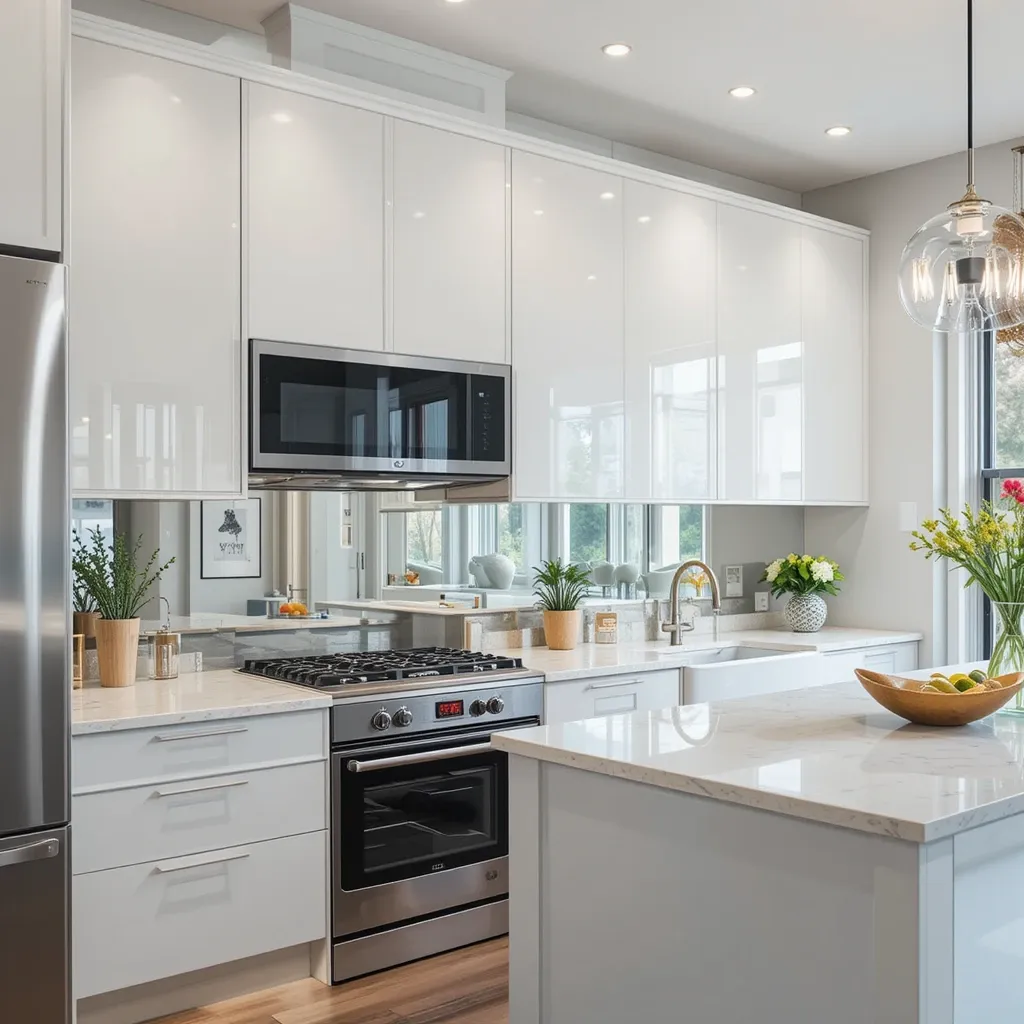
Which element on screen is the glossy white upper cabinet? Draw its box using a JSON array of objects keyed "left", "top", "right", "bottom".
[
  {"left": 802, "top": 226, "right": 867, "bottom": 503},
  {"left": 624, "top": 182, "right": 717, "bottom": 502},
  {"left": 247, "top": 84, "right": 384, "bottom": 351},
  {"left": 717, "top": 206, "right": 803, "bottom": 502},
  {"left": 0, "top": 0, "right": 63, "bottom": 253},
  {"left": 392, "top": 120, "right": 507, "bottom": 363},
  {"left": 511, "top": 152, "right": 624, "bottom": 500},
  {"left": 71, "top": 38, "right": 242, "bottom": 496}
]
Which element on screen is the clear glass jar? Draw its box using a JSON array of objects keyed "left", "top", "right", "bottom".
[{"left": 147, "top": 630, "right": 180, "bottom": 680}]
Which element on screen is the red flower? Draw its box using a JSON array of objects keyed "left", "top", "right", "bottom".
[{"left": 1001, "top": 479, "right": 1024, "bottom": 505}]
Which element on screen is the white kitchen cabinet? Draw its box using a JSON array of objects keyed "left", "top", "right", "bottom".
[
  {"left": 512, "top": 151, "right": 624, "bottom": 500},
  {"left": 70, "top": 38, "right": 242, "bottom": 496},
  {"left": 624, "top": 181, "right": 717, "bottom": 501},
  {"left": 717, "top": 206, "right": 803, "bottom": 502},
  {"left": 393, "top": 120, "right": 507, "bottom": 363},
  {"left": 247, "top": 83, "right": 384, "bottom": 351},
  {"left": 545, "top": 669, "right": 679, "bottom": 725},
  {"left": 0, "top": 0, "right": 63, "bottom": 253},
  {"left": 823, "top": 642, "right": 919, "bottom": 684},
  {"left": 802, "top": 226, "right": 867, "bottom": 503}
]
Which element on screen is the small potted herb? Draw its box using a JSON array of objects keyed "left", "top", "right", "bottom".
[
  {"left": 72, "top": 528, "right": 175, "bottom": 687},
  {"left": 533, "top": 559, "right": 591, "bottom": 651}
]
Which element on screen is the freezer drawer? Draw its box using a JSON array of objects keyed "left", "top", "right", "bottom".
[{"left": 0, "top": 826, "right": 70, "bottom": 1023}]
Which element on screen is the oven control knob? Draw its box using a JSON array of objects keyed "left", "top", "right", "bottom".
[
  {"left": 371, "top": 708, "right": 392, "bottom": 732},
  {"left": 394, "top": 706, "right": 413, "bottom": 727},
  {"left": 469, "top": 699, "right": 488, "bottom": 717},
  {"left": 487, "top": 696, "right": 505, "bottom": 715}
]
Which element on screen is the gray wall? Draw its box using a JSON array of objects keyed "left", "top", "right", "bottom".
[{"left": 799, "top": 135, "right": 1024, "bottom": 663}]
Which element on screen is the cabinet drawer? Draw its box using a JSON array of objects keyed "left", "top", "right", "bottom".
[
  {"left": 72, "top": 760, "right": 327, "bottom": 875},
  {"left": 545, "top": 669, "right": 680, "bottom": 725},
  {"left": 73, "top": 711, "right": 326, "bottom": 793},
  {"left": 73, "top": 830, "right": 327, "bottom": 998},
  {"left": 823, "top": 643, "right": 919, "bottom": 684}
]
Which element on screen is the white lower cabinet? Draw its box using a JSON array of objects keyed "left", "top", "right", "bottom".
[
  {"left": 823, "top": 642, "right": 920, "bottom": 684},
  {"left": 72, "top": 710, "right": 329, "bottom": 1001},
  {"left": 545, "top": 669, "right": 679, "bottom": 725},
  {"left": 74, "top": 831, "right": 327, "bottom": 999}
]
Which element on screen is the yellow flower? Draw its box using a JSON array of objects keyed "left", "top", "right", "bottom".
[
  {"left": 921, "top": 519, "right": 939, "bottom": 532},
  {"left": 801, "top": 555, "right": 813, "bottom": 564},
  {"left": 787, "top": 554, "right": 798, "bottom": 564}
]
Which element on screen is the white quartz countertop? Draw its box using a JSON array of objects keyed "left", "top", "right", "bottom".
[
  {"left": 319, "top": 600, "right": 513, "bottom": 618},
  {"left": 490, "top": 627, "right": 923, "bottom": 682},
  {"left": 71, "top": 669, "right": 332, "bottom": 734},
  {"left": 493, "top": 678, "right": 1024, "bottom": 843}
]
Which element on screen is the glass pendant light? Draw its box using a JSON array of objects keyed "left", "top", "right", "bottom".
[{"left": 898, "top": 0, "right": 1024, "bottom": 333}]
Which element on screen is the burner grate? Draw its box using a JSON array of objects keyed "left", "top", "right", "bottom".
[{"left": 241, "top": 646, "right": 524, "bottom": 688}]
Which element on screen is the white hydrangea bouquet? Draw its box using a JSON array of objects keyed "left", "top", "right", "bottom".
[{"left": 760, "top": 554, "right": 844, "bottom": 633}]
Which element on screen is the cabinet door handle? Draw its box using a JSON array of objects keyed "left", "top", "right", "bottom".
[
  {"left": 153, "top": 725, "right": 249, "bottom": 742},
  {"left": 585, "top": 679, "right": 641, "bottom": 691},
  {"left": 0, "top": 838, "right": 59, "bottom": 870},
  {"left": 154, "top": 778, "right": 249, "bottom": 798},
  {"left": 154, "top": 848, "right": 250, "bottom": 874}
]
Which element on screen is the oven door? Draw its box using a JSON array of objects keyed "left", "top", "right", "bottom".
[
  {"left": 250, "top": 339, "right": 510, "bottom": 479},
  {"left": 332, "top": 727, "right": 513, "bottom": 938}
]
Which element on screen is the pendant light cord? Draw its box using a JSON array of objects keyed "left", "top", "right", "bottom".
[{"left": 967, "top": 0, "right": 974, "bottom": 188}]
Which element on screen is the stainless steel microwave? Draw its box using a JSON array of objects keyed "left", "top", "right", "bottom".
[{"left": 248, "top": 340, "right": 511, "bottom": 490}]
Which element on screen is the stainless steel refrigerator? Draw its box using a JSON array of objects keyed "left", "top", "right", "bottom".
[{"left": 0, "top": 253, "right": 70, "bottom": 1022}]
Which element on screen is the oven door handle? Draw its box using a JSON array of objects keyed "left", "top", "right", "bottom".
[{"left": 347, "top": 742, "right": 493, "bottom": 773}]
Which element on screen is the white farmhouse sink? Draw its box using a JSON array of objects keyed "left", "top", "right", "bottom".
[{"left": 682, "top": 648, "right": 825, "bottom": 703}]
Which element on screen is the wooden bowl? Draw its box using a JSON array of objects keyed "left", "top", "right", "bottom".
[{"left": 855, "top": 669, "right": 1024, "bottom": 726}]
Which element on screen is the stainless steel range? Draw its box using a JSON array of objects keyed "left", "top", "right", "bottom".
[{"left": 241, "top": 647, "right": 543, "bottom": 982}]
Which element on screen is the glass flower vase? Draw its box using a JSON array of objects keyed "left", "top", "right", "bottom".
[{"left": 990, "top": 602, "right": 1024, "bottom": 713}]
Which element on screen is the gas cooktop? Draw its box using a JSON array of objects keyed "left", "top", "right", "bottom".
[{"left": 241, "top": 647, "right": 526, "bottom": 690}]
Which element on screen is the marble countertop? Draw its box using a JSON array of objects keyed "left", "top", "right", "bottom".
[
  {"left": 491, "top": 627, "right": 923, "bottom": 682},
  {"left": 71, "top": 669, "right": 332, "bottom": 734},
  {"left": 137, "top": 612, "right": 392, "bottom": 635},
  {"left": 493, "top": 676, "right": 1024, "bottom": 843}
]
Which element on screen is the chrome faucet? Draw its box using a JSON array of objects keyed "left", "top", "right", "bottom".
[{"left": 661, "top": 560, "right": 721, "bottom": 647}]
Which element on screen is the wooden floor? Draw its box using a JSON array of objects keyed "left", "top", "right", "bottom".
[{"left": 152, "top": 939, "right": 508, "bottom": 1024}]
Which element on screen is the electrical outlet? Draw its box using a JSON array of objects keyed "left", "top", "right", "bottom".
[{"left": 754, "top": 591, "right": 769, "bottom": 613}]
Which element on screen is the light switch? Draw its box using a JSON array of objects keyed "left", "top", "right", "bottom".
[
  {"left": 725, "top": 565, "right": 743, "bottom": 598},
  {"left": 898, "top": 502, "right": 918, "bottom": 533}
]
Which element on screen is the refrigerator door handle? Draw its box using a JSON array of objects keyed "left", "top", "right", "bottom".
[{"left": 0, "top": 837, "right": 60, "bottom": 870}]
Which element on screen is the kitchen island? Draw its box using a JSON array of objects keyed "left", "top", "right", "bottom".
[{"left": 493, "top": 678, "right": 1024, "bottom": 1024}]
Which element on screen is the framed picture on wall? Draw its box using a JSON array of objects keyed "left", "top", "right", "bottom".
[{"left": 200, "top": 498, "right": 262, "bottom": 579}]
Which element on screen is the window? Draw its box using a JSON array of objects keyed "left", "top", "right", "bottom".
[
  {"left": 980, "top": 334, "right": 1024, "bottom": 651},
  {"left": 406, "top": 509, "right": 442, "bottom": 570},
  {"left": 567, "top": 504, "right": 608, "bottom": 564}
]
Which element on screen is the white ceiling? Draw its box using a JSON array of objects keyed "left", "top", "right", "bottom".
[{"left": 151, "top": 0, "right": 1024, "bottom": 192}]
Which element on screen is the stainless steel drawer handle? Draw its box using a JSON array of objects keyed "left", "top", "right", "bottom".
[
  {"left": 585, "top": 679, "right": 642, "bottom": 691},
  {"left": 153, "top": 725, "right": 249, "bottom": 742},
  {"left": 348, "top": 742, "right": 493, "bottom": 773},
  {"left": 154, "top": 778, "right": 249, "bottom": 798},
  {"left": 154, "top": 849, "right": 250, "bottom": 873},
  {"left": 0, "top": 838, "right": 59, "bottom": 870}
]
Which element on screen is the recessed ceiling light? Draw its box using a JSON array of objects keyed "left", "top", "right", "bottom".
[
  {"left": 729, "top": 86, "right": 756, "bottom": 99},
  {"left": 81, "top": 416, "right": 90, "bottom": 424},
  {"left": 445, "top": 0, "right": 467, "bottom": 4},
  {"left": 533, "top": 209, "right": 544, "bottom": 216},
  {"left": 271, "top": 112, "right": 292, "bottom": 124},
  {"left": 169, "top": 94, "right": 182, "bottom": 104},
  {"left": 602, "top": 42, "right": 631, "bottom": 57},
  {"left": 412, "top": 211, "right": 426, "bottom": 219},
  {"left": 825, "top": 125, "right": 851, "bottom": 137},
  {"left": 587, "top": 274, "right": 597, "bottom": 281},
  {"left": 600, "top": 191, "right": 615, "bottom": 200},
  {"left": 637, "top": 215, "right": 651, "bottom": 224}
]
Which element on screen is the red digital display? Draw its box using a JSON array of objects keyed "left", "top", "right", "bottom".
[{"left": 436, "top": 700, "right": 465, "bottom": 719}]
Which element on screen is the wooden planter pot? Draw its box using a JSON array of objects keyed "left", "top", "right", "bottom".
[
  {"left": 543, "top": 609, "right": 581, "bottom": 651},
  {"left": 95, "top": 618, "right": 141, "bottom": 688}
]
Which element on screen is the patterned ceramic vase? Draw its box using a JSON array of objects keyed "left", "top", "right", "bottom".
[{"left": 785, "top": 593, "right": 828, "bottom": 633}]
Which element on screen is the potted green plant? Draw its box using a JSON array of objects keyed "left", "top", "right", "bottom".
[
  {"left": 533, "top": 559, "right": 591, "bottom": 651},
  {"left": 72, "top": 528, "right": 175, "bottom": 687},
  {"left": 761, "top": 554, "right": 844, "bottom": 633}
]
